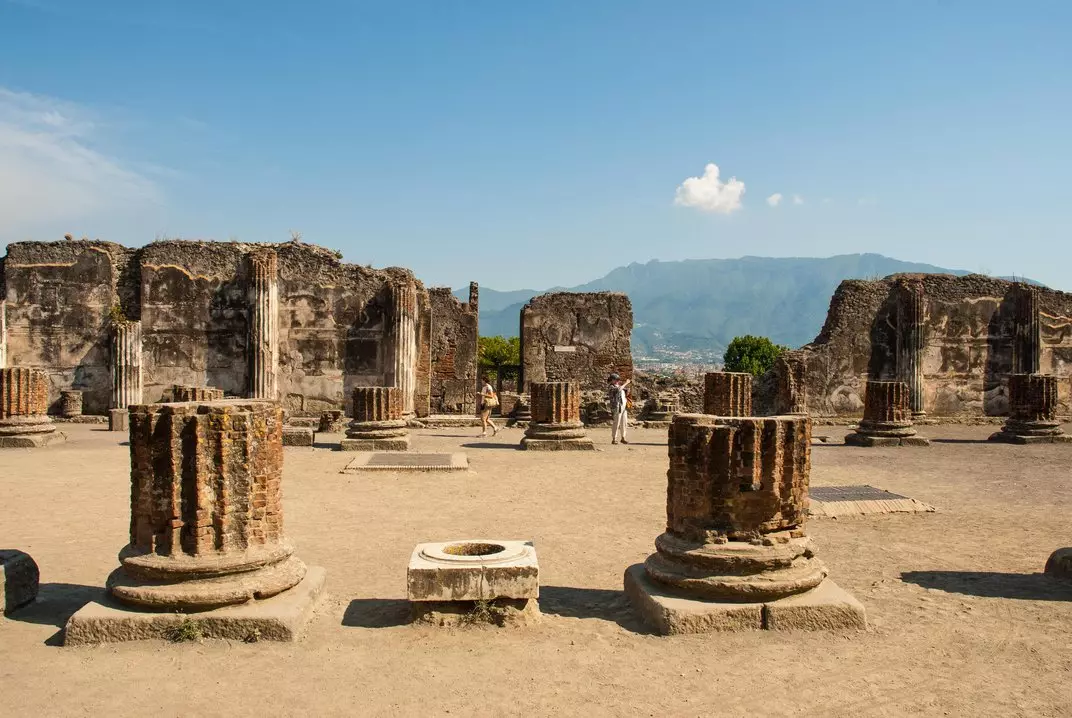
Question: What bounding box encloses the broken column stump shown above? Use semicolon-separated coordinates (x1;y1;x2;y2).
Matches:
340;386;410;451
0;367;63;448
625;413;866;634
844;381;929;446
703;371;752;417
989;374;1071;444
64;400;325;645
520;381;594;450
1;550;40;616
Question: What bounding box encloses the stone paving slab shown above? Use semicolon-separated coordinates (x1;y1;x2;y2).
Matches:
64;566;326;646
809;484;936;517
341;452;469;473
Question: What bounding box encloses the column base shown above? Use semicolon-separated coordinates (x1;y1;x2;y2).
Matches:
108;409;129;432
988;431;1072;444
0;431;65;448
520;437;596;451
844;432;930;447
624;564;866;635
410;598;541;627
340;436;411;452
1;549;40;616
64;566;325;645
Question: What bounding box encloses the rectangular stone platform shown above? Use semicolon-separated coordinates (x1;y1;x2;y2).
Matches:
341;452;469;473
988;432;1072;444
63;566;325;645
0;432;65;448
282;427;315;446
339;436;411;452
623;564;866;635
519;437;596;451
844;433;930;447
809;485;936;517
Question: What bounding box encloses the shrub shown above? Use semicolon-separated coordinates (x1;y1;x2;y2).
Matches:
722;335;788;377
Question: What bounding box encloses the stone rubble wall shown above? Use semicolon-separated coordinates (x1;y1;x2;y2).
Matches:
428;283;478;414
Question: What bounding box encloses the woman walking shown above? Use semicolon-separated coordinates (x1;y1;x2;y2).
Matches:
479;375;500;437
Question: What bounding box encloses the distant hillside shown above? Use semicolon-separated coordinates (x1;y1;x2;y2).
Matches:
457;254;1042;362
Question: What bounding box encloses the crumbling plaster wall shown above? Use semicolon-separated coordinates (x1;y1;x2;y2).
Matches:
520;291;633;391
802;273;1072;417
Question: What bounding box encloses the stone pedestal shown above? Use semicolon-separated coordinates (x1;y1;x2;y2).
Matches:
65;400;323;644
1;549;40;615
60;390;83;418
774;352;809;415
704;372;752;416
172;385;225;402
108;408;129;433
896;280;927;419
282;426;315;446
646;393;679;425
845;381;929;446
111;321;143;410
513;393;532;423
247;251;279;400
318;410;345;433
1045;548;1072;579
341;387;410;451
0;367;63;448
989;374;1071;444
625;414;865;634
521;382;594;451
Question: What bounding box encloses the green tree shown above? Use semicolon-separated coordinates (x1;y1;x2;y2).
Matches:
478;336;520;379
722;335;788;377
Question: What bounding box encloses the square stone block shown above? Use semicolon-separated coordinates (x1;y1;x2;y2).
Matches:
108;408;128;432
407;540;538;602
989;432;1072;444
1;549;40;616
0;432;65;448
64;566;326;645
519;437;596;451
844;433;929;447
623;564;764;634
282;427;315;446
624;564;867;635
340;436;410;452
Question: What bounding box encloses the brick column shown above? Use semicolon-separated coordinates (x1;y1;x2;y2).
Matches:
774;352;808;415
248;250;279;400
704;372;752;416
1012;285;1041;375
105;400;306;609
896;280;927;418
989;374;1070;444
0;367;60;448
341;386;410;451
845;380;927;446
60;390;83;417
521;381;594;450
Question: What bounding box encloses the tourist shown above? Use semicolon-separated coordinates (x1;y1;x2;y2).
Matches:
479;375;499;437
607;373;631;444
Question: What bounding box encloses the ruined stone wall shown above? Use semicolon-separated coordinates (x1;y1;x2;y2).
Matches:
1;239;441;416
428;282;479;414
803;274;1072;417
520;291;633;392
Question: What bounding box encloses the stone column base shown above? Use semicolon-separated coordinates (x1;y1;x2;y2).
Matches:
988;430;1072;445
410;598;541;627
0;431;65;448
844;432;930;447
624;564;866;635
64;566;325;645
1045;548;1072;579
1;549;40;615
340;436;411;452
520;436;596;451
108;409;129;432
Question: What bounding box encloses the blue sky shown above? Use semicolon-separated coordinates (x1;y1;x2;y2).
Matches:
1;0;1069;290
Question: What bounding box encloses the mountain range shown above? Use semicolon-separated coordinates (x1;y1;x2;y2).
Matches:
455;254;1040;363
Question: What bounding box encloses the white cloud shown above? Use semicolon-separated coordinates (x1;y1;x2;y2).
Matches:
766;193;783;207
673;163;745;214
0;87;161;237
792;194;804;205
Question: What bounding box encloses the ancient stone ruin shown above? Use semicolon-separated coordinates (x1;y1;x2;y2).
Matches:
340;386;410;451
624;414;866;634
802;274;1072;418
773;352;808;415
59;390;83;418
520;292;633;392
65;399;324;644
844;381;929;446
988;374;1071;444
407;540;540;626
0;549;39;616
0;367;63;448
703;371;752;416
0;239;479;419
521;381;595;450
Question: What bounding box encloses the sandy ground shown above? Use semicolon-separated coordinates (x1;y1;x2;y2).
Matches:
2;421;1071;718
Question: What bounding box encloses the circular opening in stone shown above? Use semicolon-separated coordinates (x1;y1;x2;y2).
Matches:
442;542;506;557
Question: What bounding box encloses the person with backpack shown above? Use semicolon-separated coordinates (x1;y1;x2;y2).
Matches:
478;375;500;437
607;373;631;445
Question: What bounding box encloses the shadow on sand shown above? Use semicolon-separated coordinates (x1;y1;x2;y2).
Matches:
341;598;410;628
6;582;105;645
901;571;1072;601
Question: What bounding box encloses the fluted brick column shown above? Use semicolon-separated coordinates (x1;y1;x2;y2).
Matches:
248;251;279;400
989;374;1070;444
522;381;593;450
104;400;306;609
704;372;752;416
341;386;409;451
774;352;808;415
896;281;927;418
1012;285;1041;375
845;380;928;446
0;367;60;448
390;282;419;416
